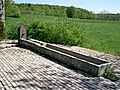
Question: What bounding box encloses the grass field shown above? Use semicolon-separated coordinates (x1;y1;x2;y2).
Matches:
5;15;120;56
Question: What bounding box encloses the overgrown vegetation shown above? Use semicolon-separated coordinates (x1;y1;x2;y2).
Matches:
27;18;86;46
104;65;119;81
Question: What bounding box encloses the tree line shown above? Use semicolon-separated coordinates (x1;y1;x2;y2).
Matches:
5;0;120;21
16;3;94;19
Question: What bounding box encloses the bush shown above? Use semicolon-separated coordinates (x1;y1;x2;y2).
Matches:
27;18;86;46
27;21;46;40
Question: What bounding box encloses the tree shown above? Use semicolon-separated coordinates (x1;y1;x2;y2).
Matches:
0;0;6;40
5;0;21;17
8;4;21;17
5;0;14;7
66;6;76;18
5;0;13;16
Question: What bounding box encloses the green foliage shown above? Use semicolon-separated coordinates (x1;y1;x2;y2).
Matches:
5;0;14;7
5;0;21;18
104;65;119;81
5;15;120;55
6;25;18;40
8;3;119;21
8;4;21;18
17;3;93;19
27;21;46;40
66;6;76;18
16;3;120;21
94;14;120;21
5;16;23;40
27;18;86;46
0;21;6;40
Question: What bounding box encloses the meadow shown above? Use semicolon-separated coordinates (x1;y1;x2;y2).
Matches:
5;15;120;56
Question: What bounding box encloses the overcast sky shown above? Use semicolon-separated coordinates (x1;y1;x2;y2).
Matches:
14;0;120;13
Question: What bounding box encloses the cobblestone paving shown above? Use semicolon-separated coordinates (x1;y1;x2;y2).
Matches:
0;47;120;90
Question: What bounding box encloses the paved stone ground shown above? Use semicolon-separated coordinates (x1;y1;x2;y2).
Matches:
0;40;17;49
0;47;120;90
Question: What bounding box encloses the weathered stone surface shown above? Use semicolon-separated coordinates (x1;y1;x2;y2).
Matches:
0;44;17;49
20;39;112;76
0;47;119;90
0;40;17;49
18;26;26;43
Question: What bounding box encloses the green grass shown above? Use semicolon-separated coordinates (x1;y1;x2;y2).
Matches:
5;15;120;56
77;19;120;56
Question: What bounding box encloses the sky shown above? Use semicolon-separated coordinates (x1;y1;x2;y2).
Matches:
13;0;120;14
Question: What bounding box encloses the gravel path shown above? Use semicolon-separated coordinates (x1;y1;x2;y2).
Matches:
0;47;120;90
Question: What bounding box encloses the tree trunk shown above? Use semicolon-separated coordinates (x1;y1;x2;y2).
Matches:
0;0;6;41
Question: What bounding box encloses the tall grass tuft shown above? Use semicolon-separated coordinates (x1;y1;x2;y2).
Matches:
0;21;6;40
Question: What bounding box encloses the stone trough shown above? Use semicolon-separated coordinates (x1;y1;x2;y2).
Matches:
19;39;112;76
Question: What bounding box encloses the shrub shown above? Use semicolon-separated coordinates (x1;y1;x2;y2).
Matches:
27;18;86;46
104;65;119;81
27;21;46;40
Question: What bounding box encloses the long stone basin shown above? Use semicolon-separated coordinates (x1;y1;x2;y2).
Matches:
19;39;112;76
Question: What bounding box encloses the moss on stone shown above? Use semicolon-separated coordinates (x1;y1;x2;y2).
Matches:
0;20;6;41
